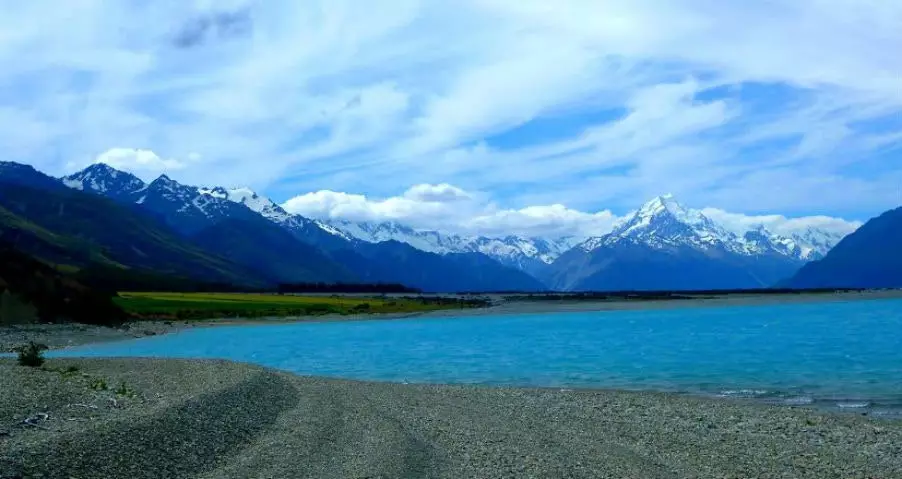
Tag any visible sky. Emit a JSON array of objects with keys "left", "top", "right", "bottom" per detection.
[{"left": 1, "top": 0, "right": 899, "bottom": 238}]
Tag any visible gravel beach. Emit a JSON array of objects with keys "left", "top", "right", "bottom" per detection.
[{"left": 2, "top": 358, "right": 900, "bottom": 478}]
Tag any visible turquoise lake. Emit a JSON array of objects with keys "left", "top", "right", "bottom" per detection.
[{"left": 53, "top": 298, "right": 902, "bottom": 414}]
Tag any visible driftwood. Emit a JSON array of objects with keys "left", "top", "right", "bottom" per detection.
[{"left": 67, "top": 403, "right": 98, "bottom": 409}]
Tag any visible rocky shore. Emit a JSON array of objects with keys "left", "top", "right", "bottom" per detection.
[{"left": 2, "top": 358, "right": 900, "bottom": 478}]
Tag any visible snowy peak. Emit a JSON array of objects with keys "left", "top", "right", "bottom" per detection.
[
  {"left": 321, "top": 219, "right": 450, "bottom": 253},
  {"left": 62, "top": 163, "right": 145, "bottom": 198},
  {"left": 198, "top": 186, "right": 291, "bottom": 222},
  {"left": 146, "top": 174, "right": 196, "bottom": 200},
  {"left": 637, "top": 194, "right": 695, "bottom": 220},
  {"left": 629, "top": 194, "right": 717, "bottom": 230},
  {"left": 604, "top": 194, "right": 738, "bottom": 252},
  {"left": 318, "top": 218, "right": 579, "bottom": 265},
  {"left": 579, "top": 194, "right": 848, "bottom": 261}
]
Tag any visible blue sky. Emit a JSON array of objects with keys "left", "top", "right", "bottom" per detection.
[{"left": 0, "top": 0, "right": 899, "bottom": 237}]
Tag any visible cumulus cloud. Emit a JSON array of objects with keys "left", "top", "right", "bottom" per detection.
[
  {"left": 464, "top": 205, "right": 622, "bottom": 238},
  {"left": 282, "top": 183, "right": 861, "bottom": 239},
  {"left": 281, "top": 184, "right": 474, "bottom": 226},
  {"left": 403, "top": 183, "right": 471, "bottom": 203},
  {"left": 281, "top": 183, "right": 622, "bottom": 236},
  {"left": 701, "top": 208, "right": 862, "bottom": 238},
  {"left": 93, "top": 148, "right": 186, "bottom": 178}
]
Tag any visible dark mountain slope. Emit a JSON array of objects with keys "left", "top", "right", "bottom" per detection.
[
  {"left": 550, "top": 241, "right": 801, "bottom": 291},
  {"left": 191, "top": 217, "right": 358, "bottom": 284},
  {"left": 0, "top": 161, "right": 69, "bottom": 192},
  {"left": 785, "top": 207, "right": 902, "bottom": 289},
  {"left": 0, "top": 181, "right": 261, "bottom": 287},
  {"left": 331, "top": 240, "right": 545, "bottom": 292}
]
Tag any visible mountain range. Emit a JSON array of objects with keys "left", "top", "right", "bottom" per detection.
[
  {"left": 51, "top": 163, "right": 543, "bottom": 291},
  {"left": 0, "top": 161, "right": 868, "bottom": 292}
]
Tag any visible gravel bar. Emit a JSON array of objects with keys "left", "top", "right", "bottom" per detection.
[{"left": 1, "top": 358, "right": 900, "bottom": 478}]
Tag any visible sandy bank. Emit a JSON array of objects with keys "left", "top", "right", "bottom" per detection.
[{"left": 1, "top": 358, "right": 900, "bottom": 478}]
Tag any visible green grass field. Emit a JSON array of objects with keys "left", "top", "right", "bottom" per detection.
[{"left": 114, "top": 292, "right": 487, "bottom": 320}]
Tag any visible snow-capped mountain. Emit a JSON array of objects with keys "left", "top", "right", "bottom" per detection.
[
  {"left": 62, "top": 163, "right": 145, "bottom": 201},
  {"left": 56, "top": 163, "right": 856, "bottom": 291},
  {"left": 189, "top": 185, "right": 581, "bottom": 272},
  {"left": 779, "top": 227, "right": 848, "bottom": 261},
  {"left": 318, "top": 218, "right": 580, "bottom": 269},
  {"left": 197, "top": 186, "right": 293, "bottom": 223},
  {"left": 577, "top": 194, "right": 842, "bottom": 262},
  {"left": 63, "top": 166, "right": 266, "bottom": 234}
]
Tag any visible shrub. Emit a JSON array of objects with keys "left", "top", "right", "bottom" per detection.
[
  {"left": 90, "top": 377, "right": 108, "bottom": 391},
  {"left": 115, "top": 382, "right": 137, "bottom": 398},
  {"left": 16, "top": 341, "right": 48, "bottom": 367}
]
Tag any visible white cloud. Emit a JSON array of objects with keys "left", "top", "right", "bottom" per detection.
[
  {"left": 281, "top": 184, "right": 474, "bottom": 226},
  {"left": 282, "top": 183, "right": 860, "bottom": 239},
  {"left": 403, "top": 183, "right": 471, "bottom": 203},
  {"left": 282, "top": 183, "right": 623, "bottom": 237},
  {"left": 93, "top": 148, "right": 185, "bottom": 177},
  {"left": 464, "top": 205, "right": 623, "bottom": 238},
  {"left": 701, "top": 208, "right": 863, "bottom": 238}
]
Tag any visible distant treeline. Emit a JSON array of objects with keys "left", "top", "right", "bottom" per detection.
[
  {"left": 277, "top": 282, "right": 421, "bottom": 294},
  {"left": 78, "top": 268, "right": 425, "bottom": 294},
  {"left": 74, "top": 265, "right": 265, "bottom": 294},
  {"left": 500, "top": 287, "right": 868, "bottom": 301}
]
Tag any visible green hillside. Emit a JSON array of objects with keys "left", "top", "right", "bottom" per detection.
[{"left": 0, "top": 183, "right": 261, "bottom": 288}]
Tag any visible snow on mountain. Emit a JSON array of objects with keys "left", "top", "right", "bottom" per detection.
[
  {"left": 198, "top": 186, "right": 292, "bottom": 222},
  {"left": 61, "top": 163, "right": 146, "bottom": 200},
  {"left": 784, "top": 228, "right": 848, "bottom": 260},
  {"left": 57, "top": 163, "right": 846, "bottom": 267},
  {"left": 319, "top": 219, "right": 579, "bottom": 265},
  {"left": 577, "top": 194, "right": 845, "bottom": 261}
]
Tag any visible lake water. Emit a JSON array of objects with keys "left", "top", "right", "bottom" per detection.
[{"left": 53, "top": 298, "right": 902, "bottom": 415}]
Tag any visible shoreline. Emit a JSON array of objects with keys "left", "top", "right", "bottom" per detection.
[
  {"left": 3, "top": 289, "right": 900, "bottom": 353},
  {"left": 2, "top": 357, "right": 900, "bottom": 478},
  {"left": 3, "top": 290, "right": 899, "bottom": 421}
]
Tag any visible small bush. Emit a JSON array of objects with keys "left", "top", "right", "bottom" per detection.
[
  {"left": 90, "top": 377, "right": 108, "bottom": 391},
  {"left": 16, "top": 341, "right": 48, "bottom": 367},
  {"left": 115, "top": 382, "right": 137, "bottom": 398}
]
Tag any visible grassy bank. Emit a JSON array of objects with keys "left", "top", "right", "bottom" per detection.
[{"left": 114, "top": 292, "right": 487, "bottom": 320}]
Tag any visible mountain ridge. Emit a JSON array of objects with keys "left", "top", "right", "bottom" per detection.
[
  {"left": 61, "top": 163, "right": 543, "bottom": 292},
  {"left": 56, "top": 162, "right": 860, "bottom": 291}
]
